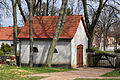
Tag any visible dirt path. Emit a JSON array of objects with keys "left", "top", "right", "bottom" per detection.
[{"left": 28, "top": 67, "right": 120, "bottom": 80}]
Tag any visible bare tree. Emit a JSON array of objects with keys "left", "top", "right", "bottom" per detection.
[
  {"left": 51, "top": 0, "right": 57, "bottom": 16},
  {"left": 82, "top": 0, "right": 108, "bottom": 48},
  {"left": 45, "top": 0, "right": 68, "bottom": 67},
  {"left": 2, "top": 0, "right": 59, "bottom": 25},
  {"left": 17, "top": 0, "right": 27, "bottom": 23},
  {"left": 16, "top": 0, "right": 44, "bottom": 23},
  {"left": 97, "top": 6, "right": 118, "bottom": 50},
  {"left": 66, "top": 8, "right": 73, "bottom": 15},
  {"left": 11, "top": 0, "right": 17, "bottom": 64},
  {"left": 76, "top": 0, "right": 82, "bottom": 15},
  {"left": 46, "top": 0, "right": 49, "bottom": 16},
  {"left": 113, "top": 19, "right": 120, "bottom": 49},
  {"left": 29, "top": 0, "right": 34, "bottom": 67},
  {"left": 0, "top": 0, "right": 10, "bottom": 26},
  {"left": 68, "top": 0, "right": 74, "bottom": 14},
  {"left": 35, "top": 0, "right": 42, "bottom": 16},
  {"left": 81, "top": 0, "right": 120, "bottom": 49},
  {"left": 0, "top": 0, "right": 9, "bottom": 9}
]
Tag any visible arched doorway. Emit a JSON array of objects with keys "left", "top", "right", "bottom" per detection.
[{"left": 77, "top": 44, "right": 83, "bottom": 67}]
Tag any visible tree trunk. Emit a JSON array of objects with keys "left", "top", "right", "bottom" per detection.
[
  {"left": 46, "top": 0, "right": 49, "bottom": 16},
  {"left": 29, "top": 0, "right": 34, "bottom": 67},
  {"left": 99, "top": 37, "right": 102, "bottom": 50},
  {"left": 19, "top": 39, "right": 21, "bottom": 67},
  {"left": 11, "top": 0, "right": 17, "bottom": 65},
  {"left": 103, "top": 35, "right": 106, "bottom": 51},
  {"left": 42, "top": 2, "right": 46, "bottom": 16},
  {"left": 116, "top": 39, "right": 118, "bottom": 49},
  {"left": 115, "top": 39, "right": 117, "bottom": 50},
  {"left": 51, "top": 0, "right": 55, "bottom": 16},
  {"left": 45, "top": 0, "right": 68, "bottom": 67},
  {"left": 39, "top": 0, "right": 42, "bottom": 16},
  {"left": 88, "top": 25, "right": 94, "bottom": 49}
]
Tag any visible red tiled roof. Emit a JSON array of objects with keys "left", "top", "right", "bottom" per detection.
[
  {"left": 0, "top": 27, "right": 22, "bottom": 40},
  {"left": 18, "top": 15, "right": 89, "bottom": 39}
]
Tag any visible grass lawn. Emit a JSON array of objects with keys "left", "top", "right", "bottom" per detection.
[
  {"left": 74, "top": 78, "right": 120, "bottom": 80},
  {"left": 102, "top": 69, "right": 120, "bottom": 77},
  {"left": 0, "top": 65, "right": 74, "bottom": 80}
]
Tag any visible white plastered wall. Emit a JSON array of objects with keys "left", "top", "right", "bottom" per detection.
[
  {"left": 71, "top": 20, "right": 88, "bottom": 68},
  {"left": 20, "top": 39, "right": 71, "bottom": 65}
]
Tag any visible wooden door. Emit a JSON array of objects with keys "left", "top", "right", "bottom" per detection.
[{"left": 77, "top": 45, "right": 83, "bottom": 67}]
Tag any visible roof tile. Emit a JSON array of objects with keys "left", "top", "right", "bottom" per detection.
[
  {"left": 0, "top": 27, "right": 22, "bottom": 40},
  {"left": 18, "top": 15, "right": 88, "bottom": 39}
]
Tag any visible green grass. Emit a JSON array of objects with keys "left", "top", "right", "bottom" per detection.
[
  {"left": 0, "top": 65, "right": 74, "bottom": 80},
  {"left": 102, "top": 69, "right": 120, "bottom": 77},
  {"left": 74, "top": 78, "right": 120, "bottom": 80}
]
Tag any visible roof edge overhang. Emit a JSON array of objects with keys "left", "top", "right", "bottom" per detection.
[
  {"left": 0, "top": 40, "right": 13, "bottom": 41},
  {"left": 18, "top": 38, "right": 72, "bottom": 40},
  {"left": 81, "top": 17, "right": 91, "bottom": 38}
]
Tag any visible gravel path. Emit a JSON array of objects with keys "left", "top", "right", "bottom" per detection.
[{"left": 28, "top": 67, "right": 120, "bottom": 80}]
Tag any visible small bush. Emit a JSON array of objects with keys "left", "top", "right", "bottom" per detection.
[
  {"left": 91, "top": 47, "right": 99, "bottom": 51},
  {"left": 114, "top": 49, "right": 120, "bottom": 53},
  {"left": 0, "top": 43, "right": 12, "bottom": 56}
]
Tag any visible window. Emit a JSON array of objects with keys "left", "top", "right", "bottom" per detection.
[
  {"left": 54, "top": 48, "right": 58, "bottom": 53},
  {"left": 11, "top": 44, "right": 13, "bottom": 46},
  {"left": 33, "top": 47, "right": 38, "bottom": 52}
]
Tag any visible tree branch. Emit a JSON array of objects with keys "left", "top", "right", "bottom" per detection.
[
  {"left": 82, "top": 0, "right": 90, "bottom": 28},
  {"left": 17, "top": 0, "right": 27, "bottom": 23},
  {"left": 111, "top": 0, "right": 120, "bottom": 6},
  {"left": 33, "top": 0, "right": 40, "bottom": 15},
  {"left": 87, "top": 4, "right": 95, "bottom": 13},
  {"left": 105, "top": 5, "right": 120, "bottom": 12},
  {"left": 90, "top": 0, "right": 108, "bottom": 29},
  {"left": 25, "top": 0, "right": 30, "bottom": 11}
]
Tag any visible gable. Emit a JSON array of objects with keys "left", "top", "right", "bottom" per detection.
[{"left": 18, "top": 15, "right": 89, "bottom": 39}]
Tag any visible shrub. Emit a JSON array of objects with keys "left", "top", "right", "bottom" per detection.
[
  {"left": 0, "top": 43, "right": 12, "bottom": 55},
  {"left": 114, "top": 49, "right": 120, "bottom": 53},
  {"left": 86, "top": 47, "right": 100, "bottom": 53},
  {"left": 0, "top": 48, "right": 4, "bottom": 56},
  {"left": 95, "top": 50, "right": 105, "bottom": 54},
  {"left": 91, "top": 47, "right": 99, "bottom": 51}
]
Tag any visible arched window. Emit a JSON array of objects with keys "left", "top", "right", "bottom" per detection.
[
  {"left": 33, "top": 47, "right": 38, "bottom": 52},
  {"left": 54, "top": 48, "right": 58, "bottom": 53},
  {"left": 11, "top": 44, "right": 13, "bottom": 46}
]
